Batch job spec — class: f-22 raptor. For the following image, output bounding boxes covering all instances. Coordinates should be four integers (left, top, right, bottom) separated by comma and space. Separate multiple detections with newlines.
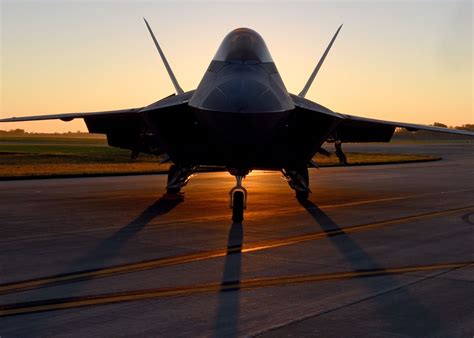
2, 19, 473, 221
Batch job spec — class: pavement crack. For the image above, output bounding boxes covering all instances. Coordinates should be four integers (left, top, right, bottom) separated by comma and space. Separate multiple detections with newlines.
251, 265, 468, 337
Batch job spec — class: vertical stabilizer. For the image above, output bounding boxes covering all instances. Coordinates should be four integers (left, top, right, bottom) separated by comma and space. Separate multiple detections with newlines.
299, 24, 343, 98
143, 18, 184, 95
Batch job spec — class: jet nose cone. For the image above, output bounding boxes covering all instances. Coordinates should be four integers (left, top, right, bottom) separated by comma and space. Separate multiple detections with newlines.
213, 27, 273, 63
189, 28, 295, 113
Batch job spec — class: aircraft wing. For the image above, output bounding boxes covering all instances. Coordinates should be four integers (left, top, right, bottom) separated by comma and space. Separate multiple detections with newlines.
335, 114, 474, 142
0, 91, 193, 123
294, 23, 473, 141
0, 107, 143, 123
291, 95, 474, 142
0, 91, 195, 153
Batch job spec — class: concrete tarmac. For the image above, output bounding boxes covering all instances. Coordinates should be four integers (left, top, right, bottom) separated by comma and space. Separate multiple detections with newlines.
0, 142, 473, 337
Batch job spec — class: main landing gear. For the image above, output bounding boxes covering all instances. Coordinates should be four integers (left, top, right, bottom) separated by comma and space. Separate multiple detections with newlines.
165, 164, 195, 198
229, 169, 249, 222
335, 139, 347, 165
282, 167, 310, 201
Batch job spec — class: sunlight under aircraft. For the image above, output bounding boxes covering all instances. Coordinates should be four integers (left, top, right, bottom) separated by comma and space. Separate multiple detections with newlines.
2, 19, 473, 222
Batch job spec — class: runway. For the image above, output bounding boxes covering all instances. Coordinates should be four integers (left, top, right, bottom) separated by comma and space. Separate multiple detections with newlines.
0, 142, 473, 337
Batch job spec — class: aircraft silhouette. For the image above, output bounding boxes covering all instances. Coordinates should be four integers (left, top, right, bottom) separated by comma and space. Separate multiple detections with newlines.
2, 19, 473, 221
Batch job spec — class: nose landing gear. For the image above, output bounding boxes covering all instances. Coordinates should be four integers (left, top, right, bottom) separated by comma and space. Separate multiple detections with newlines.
229, 170, 249, 222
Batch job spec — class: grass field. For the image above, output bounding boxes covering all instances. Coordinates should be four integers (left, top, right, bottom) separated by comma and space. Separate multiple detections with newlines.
0, 136, 440, 179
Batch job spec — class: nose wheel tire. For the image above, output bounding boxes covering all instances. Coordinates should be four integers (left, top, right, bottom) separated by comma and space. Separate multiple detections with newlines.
232, 191, 245, 222
229, 173, 248, 222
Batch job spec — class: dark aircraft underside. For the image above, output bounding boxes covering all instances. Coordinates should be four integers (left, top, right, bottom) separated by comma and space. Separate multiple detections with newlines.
84, 92, 394, 171
143, 106, 336, 170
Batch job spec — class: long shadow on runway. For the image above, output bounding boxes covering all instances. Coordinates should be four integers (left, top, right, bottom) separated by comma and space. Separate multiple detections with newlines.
25, 196, 183, 335
72, 196, 183, 268
299, 199, 442, 335
214, 221, 243, 338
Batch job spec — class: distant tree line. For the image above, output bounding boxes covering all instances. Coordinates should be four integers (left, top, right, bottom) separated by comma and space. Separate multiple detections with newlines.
393, 123, 474, 140
0, 129, 103, 138
0, 128, 29, 135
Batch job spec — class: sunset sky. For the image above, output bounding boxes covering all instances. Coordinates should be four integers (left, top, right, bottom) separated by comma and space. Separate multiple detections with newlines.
1, 0, 472, 132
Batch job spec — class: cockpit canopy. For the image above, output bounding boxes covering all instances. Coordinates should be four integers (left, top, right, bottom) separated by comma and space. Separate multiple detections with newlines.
213, 28, 273, 63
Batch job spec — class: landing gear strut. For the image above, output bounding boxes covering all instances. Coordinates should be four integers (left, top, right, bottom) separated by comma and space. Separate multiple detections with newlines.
282, 167, 310, 201
229, 170, 248, 222
335, 140, 347, 165
165, 164, 195, 196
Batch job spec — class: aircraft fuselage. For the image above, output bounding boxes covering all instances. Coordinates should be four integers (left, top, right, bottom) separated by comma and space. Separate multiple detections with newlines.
143, 28, 334, 170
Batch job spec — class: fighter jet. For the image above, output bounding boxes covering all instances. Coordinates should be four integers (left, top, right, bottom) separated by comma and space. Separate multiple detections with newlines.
2, 20, 473, 221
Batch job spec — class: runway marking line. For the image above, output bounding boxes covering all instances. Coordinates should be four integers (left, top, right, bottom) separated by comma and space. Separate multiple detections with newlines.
0, 261, 471, 317
319, 188, 474, 210
0, 205, 472, 296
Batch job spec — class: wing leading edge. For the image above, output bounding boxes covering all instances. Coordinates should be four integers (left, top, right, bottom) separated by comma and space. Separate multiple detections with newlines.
0, 91, 194, 124
0, 107, 144, 123
0, 91, 194, 122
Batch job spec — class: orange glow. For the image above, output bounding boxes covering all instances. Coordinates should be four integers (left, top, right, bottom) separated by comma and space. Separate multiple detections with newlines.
1, 1, 472, 133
